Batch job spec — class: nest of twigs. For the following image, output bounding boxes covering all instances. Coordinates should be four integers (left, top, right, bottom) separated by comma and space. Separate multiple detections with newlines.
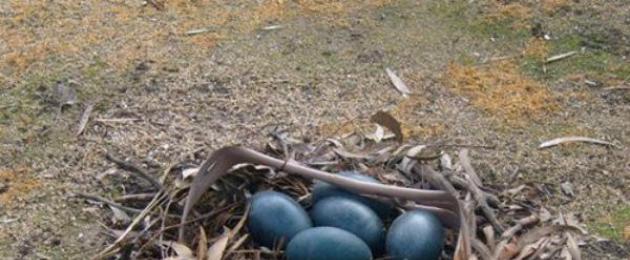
83, 130, 591, 259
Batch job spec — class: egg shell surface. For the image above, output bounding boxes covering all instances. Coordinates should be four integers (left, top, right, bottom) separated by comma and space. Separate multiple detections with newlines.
386, 210, 445, 260
247, 191, 312, 249
286, 227, 373, 260
310, 196, 385, 254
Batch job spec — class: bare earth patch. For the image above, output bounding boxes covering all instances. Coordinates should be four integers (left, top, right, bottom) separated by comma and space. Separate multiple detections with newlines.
0, 0, 628, 258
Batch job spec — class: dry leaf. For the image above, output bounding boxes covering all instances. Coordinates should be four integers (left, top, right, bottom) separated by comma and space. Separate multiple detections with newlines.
76, 102, 94, 136
560, 182, 575, 197
161, 241, 195, 260
623, 225, 630, 241
482, 225, 495, 250
566, 233, 581, 260
385, 68, 412, 96
182, 168, 200, 179
560, 247, 572, 260
109, 205, 131, 225
333, 148, 373, 160
495, 241, 519, 260
440, 153, 453, 170
516, 225, 582, 250
400, 145, 425, 173
364, 124, 385, 143
514, 237, 550, 260
370, 110, 403, 143
207, 229, 230, 260
197, 227, 208, 260
230, 206, 250, 237
538, 136, 615, 149
539, 207, 552, 222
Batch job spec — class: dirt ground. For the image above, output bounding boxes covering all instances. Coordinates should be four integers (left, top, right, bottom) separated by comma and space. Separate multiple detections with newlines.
0, 0, 628, 258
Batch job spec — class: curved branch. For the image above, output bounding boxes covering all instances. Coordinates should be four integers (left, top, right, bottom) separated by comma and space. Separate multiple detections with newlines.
178, 146, 461, 241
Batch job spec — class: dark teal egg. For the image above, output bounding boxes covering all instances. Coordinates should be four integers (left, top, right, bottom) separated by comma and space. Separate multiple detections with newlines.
386, 210, 445, 260
247, 191, 312, 249
311, 171, 393, 218
310, 197, 385, 254
286, 227, 373, 260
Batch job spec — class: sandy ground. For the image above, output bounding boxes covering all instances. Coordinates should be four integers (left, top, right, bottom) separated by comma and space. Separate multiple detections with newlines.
0, 0, 628, 258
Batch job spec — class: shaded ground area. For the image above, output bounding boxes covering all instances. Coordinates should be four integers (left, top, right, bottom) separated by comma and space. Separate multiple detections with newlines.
0, 0, 628, 258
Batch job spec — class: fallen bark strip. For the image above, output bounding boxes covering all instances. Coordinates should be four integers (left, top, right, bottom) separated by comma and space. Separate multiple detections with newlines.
179, 146, 461, 242
538, 136, 615, 149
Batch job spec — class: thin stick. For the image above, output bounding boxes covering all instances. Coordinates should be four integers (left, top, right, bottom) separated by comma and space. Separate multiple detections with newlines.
114, 193, 157, 202
449, 175, 503, 233
76, 192, 143, 214
105, 152, 162, 190
93, 192, 167, 259
427, 143, 496, 149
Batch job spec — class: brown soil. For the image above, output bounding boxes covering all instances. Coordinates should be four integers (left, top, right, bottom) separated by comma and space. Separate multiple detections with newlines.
0, 0, 628, 258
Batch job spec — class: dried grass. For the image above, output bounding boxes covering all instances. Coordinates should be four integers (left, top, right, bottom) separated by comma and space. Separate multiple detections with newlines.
524, 38, 550, 60
483, 2, 532, 22
0, 168, 40, 207
541, 0, 571, 13
0, 0, 396, 78
443, 61, 558, 125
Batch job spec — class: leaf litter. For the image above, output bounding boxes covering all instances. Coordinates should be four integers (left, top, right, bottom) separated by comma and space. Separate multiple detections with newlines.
85, 123, 598, 259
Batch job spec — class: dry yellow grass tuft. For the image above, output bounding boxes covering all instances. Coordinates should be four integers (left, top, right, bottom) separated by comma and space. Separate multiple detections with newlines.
484, 2, 532, 22
0, 0, 396, 78
523, 38, 550, 60
390, 97, 446, 138
0, 168, 40, 207
541, 0, 570, 13
444, 61, 558, 125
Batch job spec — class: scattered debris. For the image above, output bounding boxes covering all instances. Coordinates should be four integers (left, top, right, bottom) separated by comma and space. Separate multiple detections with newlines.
186, 28, 215, 36
584, 79, 602, 88
182, 167, 200, 179
207, 229, 230, 260
545, 51, 577, 63
86, 131, 594, 259
364, 124, 386, 143
538, 136, 615, 149
370, 110, 404, 143
560, 182, 575, 197
109, 205, 131, 225
0, 217, 18, 224
261, 24, 284, 31
603, 86, 630, 91
76, 102, 95, 136
159, 241, 194, 259
145, 0, 164, 10
385, 68, 412, 97
54, 80, 78, 108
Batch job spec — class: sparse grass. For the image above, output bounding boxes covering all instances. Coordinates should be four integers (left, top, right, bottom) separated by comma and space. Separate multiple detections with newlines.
521, 35, 630, 81
0, 168, 40, 207
591, 207, 630, 242
1, 0, 629, 257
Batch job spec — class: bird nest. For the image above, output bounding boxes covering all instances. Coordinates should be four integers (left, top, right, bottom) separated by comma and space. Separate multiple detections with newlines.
86, 130, 589, 259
